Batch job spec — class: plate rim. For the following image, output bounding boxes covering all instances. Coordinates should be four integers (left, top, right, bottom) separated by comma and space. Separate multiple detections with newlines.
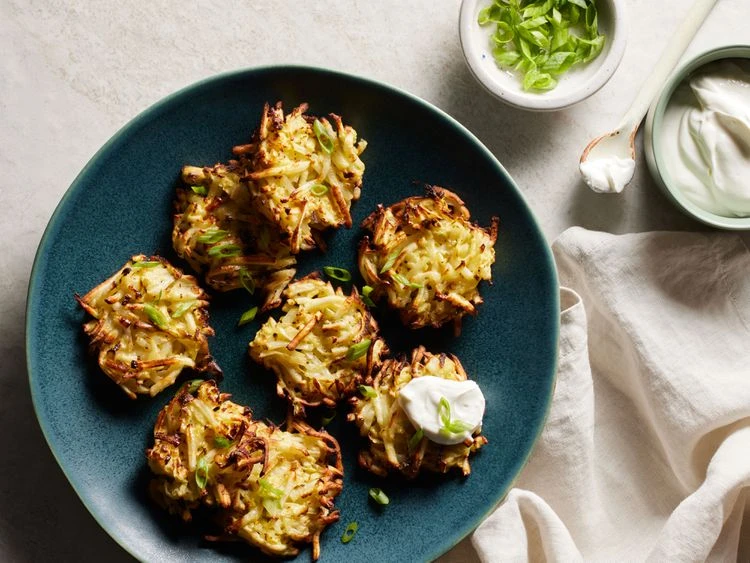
25, 63, 560, 561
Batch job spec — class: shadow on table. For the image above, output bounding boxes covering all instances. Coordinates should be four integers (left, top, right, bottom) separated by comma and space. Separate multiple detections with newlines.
2, 304, 134, 562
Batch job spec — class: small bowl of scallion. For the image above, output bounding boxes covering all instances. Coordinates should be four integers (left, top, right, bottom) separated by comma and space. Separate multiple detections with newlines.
459, 0, 627, 111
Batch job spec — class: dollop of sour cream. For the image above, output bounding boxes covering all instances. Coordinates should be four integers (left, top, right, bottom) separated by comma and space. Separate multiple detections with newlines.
661, 60, 750, 217
580, 155, 636, 194
398, 376, 486, 446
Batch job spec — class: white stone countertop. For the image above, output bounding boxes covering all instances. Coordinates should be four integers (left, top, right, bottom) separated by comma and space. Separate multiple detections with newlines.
3, 1, 748, 561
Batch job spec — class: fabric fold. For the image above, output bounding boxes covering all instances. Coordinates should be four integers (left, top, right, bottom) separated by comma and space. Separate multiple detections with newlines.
473, 228, 750, 562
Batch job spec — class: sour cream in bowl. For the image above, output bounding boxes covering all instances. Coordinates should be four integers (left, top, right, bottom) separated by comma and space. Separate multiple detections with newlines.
645, 45, 750, 229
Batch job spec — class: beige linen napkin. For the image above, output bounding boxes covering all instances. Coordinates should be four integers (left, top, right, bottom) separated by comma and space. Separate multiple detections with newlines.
472, 227, 750, 562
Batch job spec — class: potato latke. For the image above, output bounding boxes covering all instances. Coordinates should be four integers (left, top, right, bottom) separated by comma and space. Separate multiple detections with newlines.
75, 255, 220, 398
147, 380, 343, 560
250, 274, 387, 416
358, 186, 499, 331
348, 346, 487, 478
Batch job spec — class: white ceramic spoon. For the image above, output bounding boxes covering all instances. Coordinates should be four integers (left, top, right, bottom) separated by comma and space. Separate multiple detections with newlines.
579, 0, 718, 193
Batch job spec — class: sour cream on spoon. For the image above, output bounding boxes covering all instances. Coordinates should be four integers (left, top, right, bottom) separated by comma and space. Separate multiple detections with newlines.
398, 376, 486, 446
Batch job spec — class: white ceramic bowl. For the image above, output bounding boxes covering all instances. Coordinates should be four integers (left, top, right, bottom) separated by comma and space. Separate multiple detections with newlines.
459, 0, 627, 111
644, 45, 750, 230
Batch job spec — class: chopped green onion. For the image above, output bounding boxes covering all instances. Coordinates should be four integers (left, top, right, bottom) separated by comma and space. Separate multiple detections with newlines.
341, 521, 359, 544
313, 119, 334, 154
195, 457, 209, 489
310, 183, 329, 196
438, 396, 474, 436
258, 477, 284, 515
132, 260, 160, 269
361, 285, 376, 307
207, 243, 242, 258
258, 477, 284, 499
379, 250, 399, 273
391, 273, 423, 289
239, 268, 256, 295
347, 339, 371, 361
321, 410, 336, 426
197, 229, 229, 244
478, 0, 606, 92
238, 306, 258, 327
143, 304, 169, 329
441, 419, 475, 435
190, 185, 208, 196
358, 384, 377, 399
438, 397, 452, 428
408, 428, 424, 453
186, 379, 203, 394
323, 266, 352, 283
171, 301, 195, 319
369, 487, 389, 505
214, 436, 232, 448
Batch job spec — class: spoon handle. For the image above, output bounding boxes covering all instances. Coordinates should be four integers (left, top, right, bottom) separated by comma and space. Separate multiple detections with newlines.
617, 0, 717, 131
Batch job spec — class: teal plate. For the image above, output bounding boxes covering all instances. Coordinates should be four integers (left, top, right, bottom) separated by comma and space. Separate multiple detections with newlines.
26, 66, 558, 562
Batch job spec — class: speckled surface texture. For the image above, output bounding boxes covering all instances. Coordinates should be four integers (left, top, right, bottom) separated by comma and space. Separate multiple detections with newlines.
4, 1, 750, 561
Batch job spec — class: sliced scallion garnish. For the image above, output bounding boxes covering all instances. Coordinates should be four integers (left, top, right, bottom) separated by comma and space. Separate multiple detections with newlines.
258, 477, 284, 499
323, 266, 352, 283
239, 268, 256, 295
214, 436, 232, 448
346, 339, 371, 361
195, 457, 209, 489
438, 397, 451, 427
186, 379, 203, 394
438, 396, 474, 436
391, 273, 423, 289
408, 427, 424, 453
358, 384, 377, 399
441, 419, 474, 435
321, 410, 336, 426
132, 260, 160, 269
171, 301, 195, 319
369, 487, 389, 505
310, 183, 329, 196
478, 0, 605, 92
143, 304, 169, 329
197, 229, 229, 244
190, 185, 208, 196
207, 243, 242, 258
379, 250, 399, 273
341, 521, 359, 544
238, 306, 258, 327
361, 285, 376, 307
313, 119, 334, 154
